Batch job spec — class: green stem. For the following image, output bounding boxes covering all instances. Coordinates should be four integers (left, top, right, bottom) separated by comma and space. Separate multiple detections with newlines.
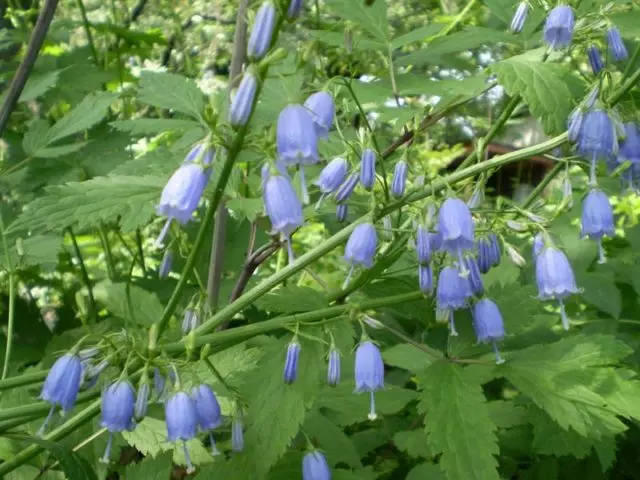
75, 0, 99, 64
0, 390, 100, 423
67, 227, 97, 319
521, 161, 565, 209
135, 228, 147, 276
98, 224, 117, 281
152, 14, 287, 340
622, 43, 640, 81
0, 370, 48, 392
435, 0, 477, 37
0, 211, 15, 380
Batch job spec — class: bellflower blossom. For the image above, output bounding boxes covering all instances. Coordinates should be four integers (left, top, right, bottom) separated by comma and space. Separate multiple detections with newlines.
336, 203, 348, 222
575, 109, 618, 184
391, 160, 408, 198
303, 451, 332, 480
543, 5, 574, 50
619, 123, 640, 189
181, 309, 199, 335
535, 246, 579, 330
416, 225, 432, 265
247, 1, 276, 61
418, 265, 433, 294
587, 45, 604, 75
283, 340, 301, 384
607, 26, 628, 61
304, 91, 335, 139
228, 71, 257, 127
465, 256, 484, 296
334, 172, 359, 203
436, 265, 473, 335
437, 198, 475, 272
315, 157, 348, 208
38, 353, 83, 435
193, 384, 222, 456
100, 381, 136, 463
277, 104, 319, 203
343, 223, 378, 288
354, 341, 384, 421
581, 189, 614, 264
287, 0, 304, 19
510, 2, 528, 33
472, 298, 506, 364
360, 149, 376, 190
263, 171, 304, 264
165, 391, 198, 473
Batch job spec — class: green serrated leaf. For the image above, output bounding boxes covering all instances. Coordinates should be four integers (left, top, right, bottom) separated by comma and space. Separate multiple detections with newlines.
577, 272, 622, 318
8, 175, 164, 234
47, 91, 119, 144
390, 24, 444, 50
93, 281, 164, 327
22, 119, 51, 156
124, 451, 173, 479
324, 0, 388, 43
491, 55, 584, 135
382, 344, 437, 372
227, 197, 264, 222
255, 285, 328, 314
393, 430, 433, 459
122, 416, 167, 457
406, 463, 447, 480
138, 71, 206, 120
19, 70, 61, 102
33, 142, 89, 159
530, 407, 594, 458
111, 118, 202, 136
486, 401, 528, 429
418, 361, 499, 480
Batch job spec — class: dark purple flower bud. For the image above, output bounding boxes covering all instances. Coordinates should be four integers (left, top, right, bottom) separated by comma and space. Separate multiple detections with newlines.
134, 382, 150, 421
418, 265, 433, 294
575, 110, 618, 184
229, 71, 257, 127
354, 341, 384, 420
416, 225, 431, 265
567, 108, 583, 143
535, 246, 579, 330
327, 348, 341, 386
391, 160, 408, 198
100, 381, 136, 463
472, 298, 506, 364
607, 26, 628, 61
510, 2, 528, 33
40, 353, 83, 412
315, 157, 347, 209
543, 5, 574, 50
232, 415, 244, 452
181, 309, 199, 335
334, 172, 359, 203
192, 384, 222, 431
619, 122, 640, 163
336, 203, 348, 222
303, 451, 331, 480
184, 143, 214, 166
247, 1, 276, 61
587, 45, 604, 75
165, 391, 198, 473
263, 172, 304, 264
304, 91, 335, 139
581, 189, 614, 264
360, 149, 376, 190
465, 256, 484, 296
283, 340, 301, 384
159, 250, 172, 279
438, 198, 475, 268
153, 368, 166, 397
155, 164, 209, 247
287, 0, 304, 19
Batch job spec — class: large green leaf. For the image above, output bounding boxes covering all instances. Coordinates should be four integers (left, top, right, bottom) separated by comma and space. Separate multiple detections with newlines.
124, 452, 173, 479
138, 71, 206, 121
92, 281, 165, 327
577, 272, 622, 319
418, 361, 500, 480
608, 11, 640, 38
324, 0, 388, 44
8, 175, 165, 234
303, 410, 362, 468
255, 285, 328, 314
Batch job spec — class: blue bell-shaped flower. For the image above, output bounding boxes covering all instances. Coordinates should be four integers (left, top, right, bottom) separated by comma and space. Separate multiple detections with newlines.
229, 71, 258, 127
155, 163, 209, 247
304, 91, 335, 139
510, 2, 528, 33
543, 5, 574, 49
360, 148, 376, 190
181, 309, 199, 335
472, 298, 506, 364
336, 203, 348, 222
247, 1, 276, 61
619, 122, 640, 189
303, 450, 332, 480
315, 157, 347, 209
327, 347, 341, 386
283, 340, 301, 384
607, 26, 628, 61
416, 224, 432, 265
587, 45, 604, 75
354, 341, 384, 421
532, 233, 544, 262
581, 189, 614, 263
287, 0, 303, 19
575, 109, 618, 184
437, 197, 475, 269
343, 223, 378, 288
567, 108, 583, 143
476, 237, 492, 274
391, 160, 408, 198
418, 265, 433, 294
100, 381, 136, 463
334, 172, 359, 203
192, 384, 222, 432
165, 391, 198, 473
436, 265, 473, 336
535, 246, 579, 330
38, 353, 83, 435
465, 256, 484, 296
153, 368, 166, 398
183, 143, 214, 167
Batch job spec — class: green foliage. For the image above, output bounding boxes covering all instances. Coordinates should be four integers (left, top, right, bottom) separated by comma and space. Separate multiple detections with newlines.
137, 71, 206, 121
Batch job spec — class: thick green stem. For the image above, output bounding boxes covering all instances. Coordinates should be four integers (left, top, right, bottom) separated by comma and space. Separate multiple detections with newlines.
0, 370, 48, 392
0, 390, 100, 423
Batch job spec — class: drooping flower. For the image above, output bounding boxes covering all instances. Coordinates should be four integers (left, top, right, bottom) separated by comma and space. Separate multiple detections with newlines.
336, 203, 348, 222
315, 157, 348, 208
100, 381, 136, 463
232, 415, 244, 452
354, 341, 384, 421
247, 1, 276, 61
263, 171, 304, 264
159, 250, 173, 279
575, 109, 618, 184
192, 384, 222, 432
360, 148, 376, 190
155, 163, 209, 247
436, 265, 473, 336
510, 1, 528, 33
287, 0, 304, 19
165, 391, 198, 473
543, 5, 574, 50
472, 298, 506, 364
535, 246, 579, 330
607, 26, 628, 61
302, 451, 332, 480
334, 172, 359, 203
581, 189, 614, 263
477, 235, 500, 273
587, 45, 604, 75
465, 256, 484, 296
619, 123, 640, 189
304, 91, 335, 139
416, 225, 431, 265
437, 197, 475, 269
134, 382, 150, 421
283, 340, 301, 384
418, 265, 433, 294
327, 347, 341, 386
38, 353, 83, 435
343, 223, 378, 288
532, 233, 545, 261
228, 71, 258, 127
391, 160, 408, 198
181, 309, 199, 335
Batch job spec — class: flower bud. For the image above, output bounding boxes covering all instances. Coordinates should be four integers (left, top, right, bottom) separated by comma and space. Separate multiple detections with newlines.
506, 220, 527, 232
505, 243, 526, 268
510, 2, 528, 33
283, 340, 301, 384
327, 348, 341, 386
418, 265, 433, 294
336, 203, 348, 222
247, 1, 276, 61
543, 5, 574, 50
303, 451, 331, 480
287, 0, 304, 19
304, 91, 335, 139
416, 225, 432, 265
232, 415, 244, 452
381, 215, 393, 240
360, 149, 376, 190
229, 71, 258, 127
159, 250, 172, 279
587, 45, 604, 75
134, 382, 150, 421
607, 26, 628, 61
334, 172, 359, 203
181, 309, 200, 335
391, 160, 407, 198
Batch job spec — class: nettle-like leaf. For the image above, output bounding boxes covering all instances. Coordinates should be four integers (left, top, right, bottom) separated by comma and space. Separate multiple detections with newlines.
138, 71, 206, 121
8, 175, 165, 235
110, 118, 203, 136
418, 361, 500, 480
324, 0, 389, 45
255, 285, 329, 314
92, 281, 165, 328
